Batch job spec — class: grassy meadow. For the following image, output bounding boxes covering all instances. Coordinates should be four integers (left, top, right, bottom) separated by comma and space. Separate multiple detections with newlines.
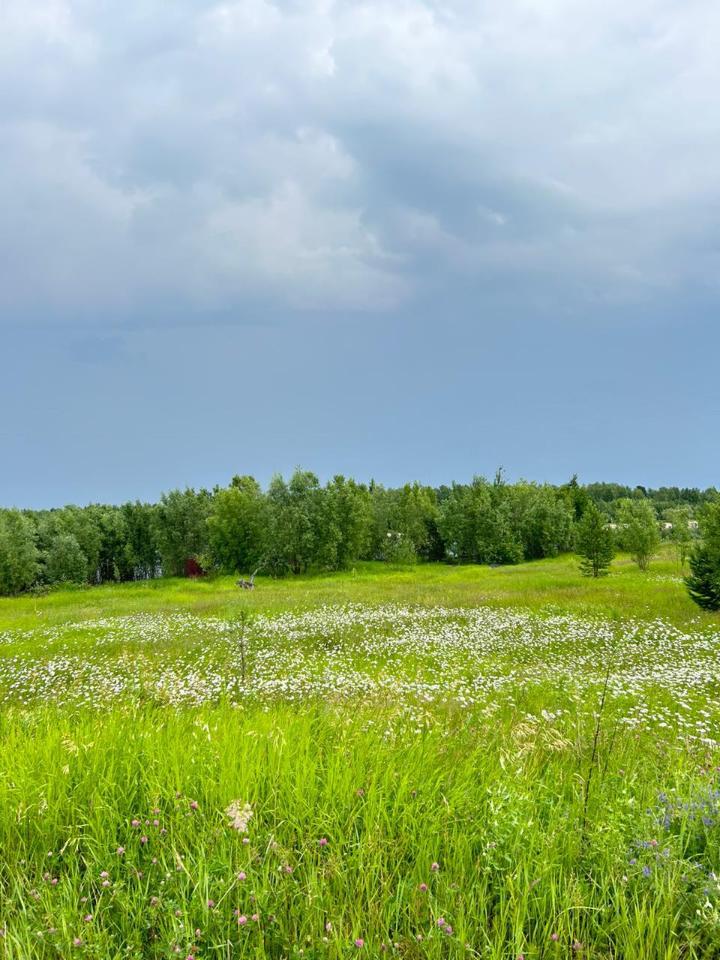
1, 549, 719, 958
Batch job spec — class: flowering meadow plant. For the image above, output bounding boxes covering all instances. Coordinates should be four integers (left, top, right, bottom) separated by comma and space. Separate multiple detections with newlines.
0, 605, 718, 748
0, 581, 718, 957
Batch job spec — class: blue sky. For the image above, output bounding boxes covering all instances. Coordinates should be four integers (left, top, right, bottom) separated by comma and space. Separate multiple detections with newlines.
1, 0, 718, 508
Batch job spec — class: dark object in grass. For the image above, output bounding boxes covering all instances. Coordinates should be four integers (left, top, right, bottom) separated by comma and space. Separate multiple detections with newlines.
236, 567, 261, 590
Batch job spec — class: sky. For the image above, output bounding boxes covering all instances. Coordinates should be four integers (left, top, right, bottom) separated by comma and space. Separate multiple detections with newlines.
1, 0, 719, 508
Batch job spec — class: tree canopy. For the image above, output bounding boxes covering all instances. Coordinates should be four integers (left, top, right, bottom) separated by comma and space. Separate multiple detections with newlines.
0, 473, 714, 596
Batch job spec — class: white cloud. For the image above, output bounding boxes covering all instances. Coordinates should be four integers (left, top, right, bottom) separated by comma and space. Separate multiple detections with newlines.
193, 179, 407, 310
1, 0, 719, 323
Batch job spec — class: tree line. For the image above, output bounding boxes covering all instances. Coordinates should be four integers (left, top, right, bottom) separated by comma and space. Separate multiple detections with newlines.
0, 472, 718, 606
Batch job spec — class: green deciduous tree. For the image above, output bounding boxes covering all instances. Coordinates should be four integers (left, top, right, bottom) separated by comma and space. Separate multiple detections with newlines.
510, 483, 574, 560
370, 483, 440, 563
0, 510, 39, 595
575, 503, 615, 578
665, 506, 694, 568
265, 470, 340, 575
484, 472, 525, 564
45, 533, 88, 584
325, 476, 374, 568
207, 477, 266, 574
36, 506, 103, 583
121, 502, 160, 579
392, 483, 440, 561
153, 488, 213, 577
3, 471, 717, 596
60, 506, 103, 582
93, 506, 130, 583
438, 479, 494, 563
438, 476, 544, 565
617, 498, 660, 571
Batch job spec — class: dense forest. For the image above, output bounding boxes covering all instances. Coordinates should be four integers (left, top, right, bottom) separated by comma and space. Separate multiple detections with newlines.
0, 472, 717, 596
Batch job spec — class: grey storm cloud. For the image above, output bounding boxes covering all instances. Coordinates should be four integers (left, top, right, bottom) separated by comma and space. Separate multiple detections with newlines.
2, 0, 720, 325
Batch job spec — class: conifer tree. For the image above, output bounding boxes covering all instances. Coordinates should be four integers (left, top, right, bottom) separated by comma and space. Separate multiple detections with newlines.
686, 501, 720, 610
575, 503, 615, 577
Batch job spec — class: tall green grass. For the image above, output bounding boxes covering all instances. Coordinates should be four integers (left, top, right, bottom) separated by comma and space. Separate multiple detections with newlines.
1, 699, 717, 959
1, 548, 716, 632
0, 553, 718, 958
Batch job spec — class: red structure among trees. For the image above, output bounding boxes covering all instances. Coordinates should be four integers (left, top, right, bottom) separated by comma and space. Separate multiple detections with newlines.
184, 557, 205, 578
